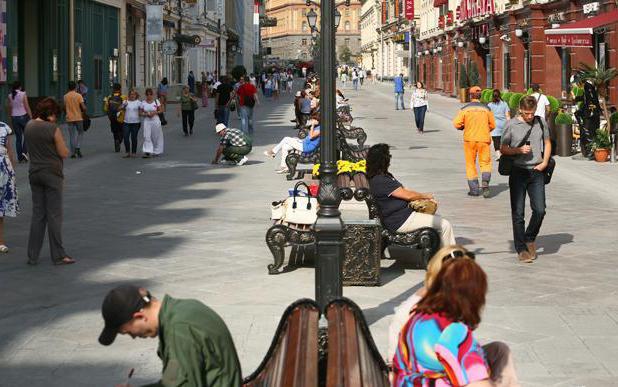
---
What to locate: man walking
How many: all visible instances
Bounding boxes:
[529,83,550,121]
[500,96,552,264]
[237,76,259,135]
[63,81,86,158]
[98,285,241,387]
[214,76,233,126]
[212,123,251,166]
[453,86,496,197]
[394,73,405,110]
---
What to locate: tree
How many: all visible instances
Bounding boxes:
[338,46,352,64]
[577,62,618,127]
[231,65,247,81]
[458,64,469,89]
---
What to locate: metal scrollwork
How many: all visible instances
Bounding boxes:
[266,224,316,274]
[342,224,381,286]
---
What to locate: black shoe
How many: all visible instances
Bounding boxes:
[142,153,151,158]
[467,191,480,197]
[76,149,83,158]
[70,153,77,159]
[189,130,193,135]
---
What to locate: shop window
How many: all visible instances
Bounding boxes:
[94,57,103,90]
[302,21,308,32]
[302,39,307,46]
[594,33,606,68]
[345,38,350,46]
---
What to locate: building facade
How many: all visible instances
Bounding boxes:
[414,0,617,104]
[262,0,362,64]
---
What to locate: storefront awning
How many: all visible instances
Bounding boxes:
[545,10,618,47]
[434,0,448,7]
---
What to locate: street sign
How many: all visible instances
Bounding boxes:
[162,40,178,55]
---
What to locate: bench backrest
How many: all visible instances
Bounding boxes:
[325,298,390,387]
[243,299,320,387]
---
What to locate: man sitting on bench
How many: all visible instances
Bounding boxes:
[264,113,321,174]
[367,143,456,246]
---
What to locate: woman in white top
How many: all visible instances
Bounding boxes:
[121,89,142,158]
[0,122,18,253]
[411,82,429,134]
[7,81,33,162]
[139,88,164,158]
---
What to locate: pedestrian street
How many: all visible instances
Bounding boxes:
[1,82,618,386]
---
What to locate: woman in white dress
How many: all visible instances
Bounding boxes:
[0,121,19,253]
[139,88,164,158]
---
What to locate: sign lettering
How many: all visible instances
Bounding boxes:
[546,34,593,47]
[405,0,414,20]
[459,0,495,22]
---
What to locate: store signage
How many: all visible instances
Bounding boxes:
[405,0,414,20]
[162,40,178,55]
[548,12,566,23]
[447,11,454,25]
[458,0,496,22]
[382,1,387,24]
[546,33,592,47]
[583,2,599,15]
[146,4,164,41]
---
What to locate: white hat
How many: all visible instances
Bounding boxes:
[295,91,301,97]
[215,123,227,133]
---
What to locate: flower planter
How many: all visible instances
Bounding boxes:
[594,148,610,162]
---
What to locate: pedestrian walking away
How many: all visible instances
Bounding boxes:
[487,89,511,158]
[0,121,19,254]
[187,70,196,94]
[77,79,89,105]
[453,86,496,198]
[411,82,428,133]
[7,81,33,163]
[98,285,242,387]
[214,76,234,126]
[139,88,164,158]
[352,68,359,91]
[63,81,87,159]
[394,73,405,110]
[157,77,169,111]
[23,98,75,266]
[359,68,365,86]
[237,76,259,136]
[212,123,252,166]
[104,83,126,152]
[529,83,550,121]
[121,89,142,158]
[500,96,552,264]
[200,71,209,107]
[178,86,198,136]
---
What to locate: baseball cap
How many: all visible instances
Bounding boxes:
[215,123,227,133]
[469,86,482,93]
[98,285,151,346]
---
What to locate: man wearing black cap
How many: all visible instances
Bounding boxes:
[99,285,241,387]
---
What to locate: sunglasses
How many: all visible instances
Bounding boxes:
[443,250,476,262]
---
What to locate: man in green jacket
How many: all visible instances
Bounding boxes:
[99,285,241,387]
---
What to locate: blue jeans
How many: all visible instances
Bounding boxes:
[12,114,30,160]
[509,166,546,254]
[123,123,141,154]
[413,106,427,131]
[353,79,359,90]
[395,92,405,109]
[217,106,230,126]
[240,106,254,135]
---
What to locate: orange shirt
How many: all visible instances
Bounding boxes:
[64,91,84,122]
[452,102,496,143]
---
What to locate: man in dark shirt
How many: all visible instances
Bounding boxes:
[99,285,241,387]
[367,143,455,246]
[214,76,233,126]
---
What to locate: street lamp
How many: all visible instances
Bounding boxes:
[478,36,486,44]
[307,8,318,31]
[334,8,342,30]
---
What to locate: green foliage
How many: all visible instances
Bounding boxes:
[480,89,493,104]
[577,63,618,97]
[231,65,247,81]
[610,111,618,125]
[555,112,573,125]
[546,95,560,113]
[468,63,480,87]
[526,88,533,95]
[571,85,583,97]
[338,46,352,64]
[590,128,611,151]
[508,93,524,111]
[501,92,513,103]
[459,64,469,89]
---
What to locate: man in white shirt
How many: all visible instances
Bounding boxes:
[530,83,550,120]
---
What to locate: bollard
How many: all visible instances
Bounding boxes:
[612,134,616,163]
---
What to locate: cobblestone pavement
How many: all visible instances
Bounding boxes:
[1,81,617,386]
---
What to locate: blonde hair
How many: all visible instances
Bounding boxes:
[425,245,471,289]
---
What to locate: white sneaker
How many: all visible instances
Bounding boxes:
[276,168,289,174]
[237,156,248,166]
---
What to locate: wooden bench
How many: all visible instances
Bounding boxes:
[243,299,319,387]
[244,298,389,386]
[325,298,390,387]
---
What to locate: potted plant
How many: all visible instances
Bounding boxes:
[590,128,611,162]
[480,89,493,104]
[458,64,469,103]
[577,63,618,128]
[501,91,513,105]
[508,93,524,116]
[554,112,573,157]
[610,111,618,134]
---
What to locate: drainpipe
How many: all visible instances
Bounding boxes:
[69,0,75,81]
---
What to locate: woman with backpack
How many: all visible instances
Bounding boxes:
[104,83,126,152]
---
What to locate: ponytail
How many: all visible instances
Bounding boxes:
[10,81,22,100]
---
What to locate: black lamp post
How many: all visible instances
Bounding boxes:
[314,0,342,312]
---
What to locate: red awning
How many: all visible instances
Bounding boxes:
[434,0,448,7]
[545,10,618,47]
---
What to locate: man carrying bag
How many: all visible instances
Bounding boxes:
[500,96,553,264]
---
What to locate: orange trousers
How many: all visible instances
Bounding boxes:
[463,141,492,180]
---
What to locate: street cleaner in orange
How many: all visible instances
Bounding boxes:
[453,86,496,198]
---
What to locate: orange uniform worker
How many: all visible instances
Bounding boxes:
[453,86,496,197]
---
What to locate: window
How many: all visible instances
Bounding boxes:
[346,9,350,16]
[345,21,351,31]
[302,38,307,46]
[345,38,350,46]
[503,52,510,90]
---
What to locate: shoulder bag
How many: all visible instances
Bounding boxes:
[155,100,167,126]
[498,123,533,176]
[538,118,556,184]
[283,182,318,225]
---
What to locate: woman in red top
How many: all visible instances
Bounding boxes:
[237,76,259,136]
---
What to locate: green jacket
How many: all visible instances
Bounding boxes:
[142,295,241,387]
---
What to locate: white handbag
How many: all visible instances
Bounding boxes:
[283,182,318,225]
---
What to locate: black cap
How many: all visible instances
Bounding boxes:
[98,285,151,346]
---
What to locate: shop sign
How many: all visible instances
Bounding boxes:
[548,12,566,23]
[458,0,496,22]
[447,11,454,25]
[146,4,164,41]
[583,2,599,15]
[405,0,414,20]
[545,33,592,47]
